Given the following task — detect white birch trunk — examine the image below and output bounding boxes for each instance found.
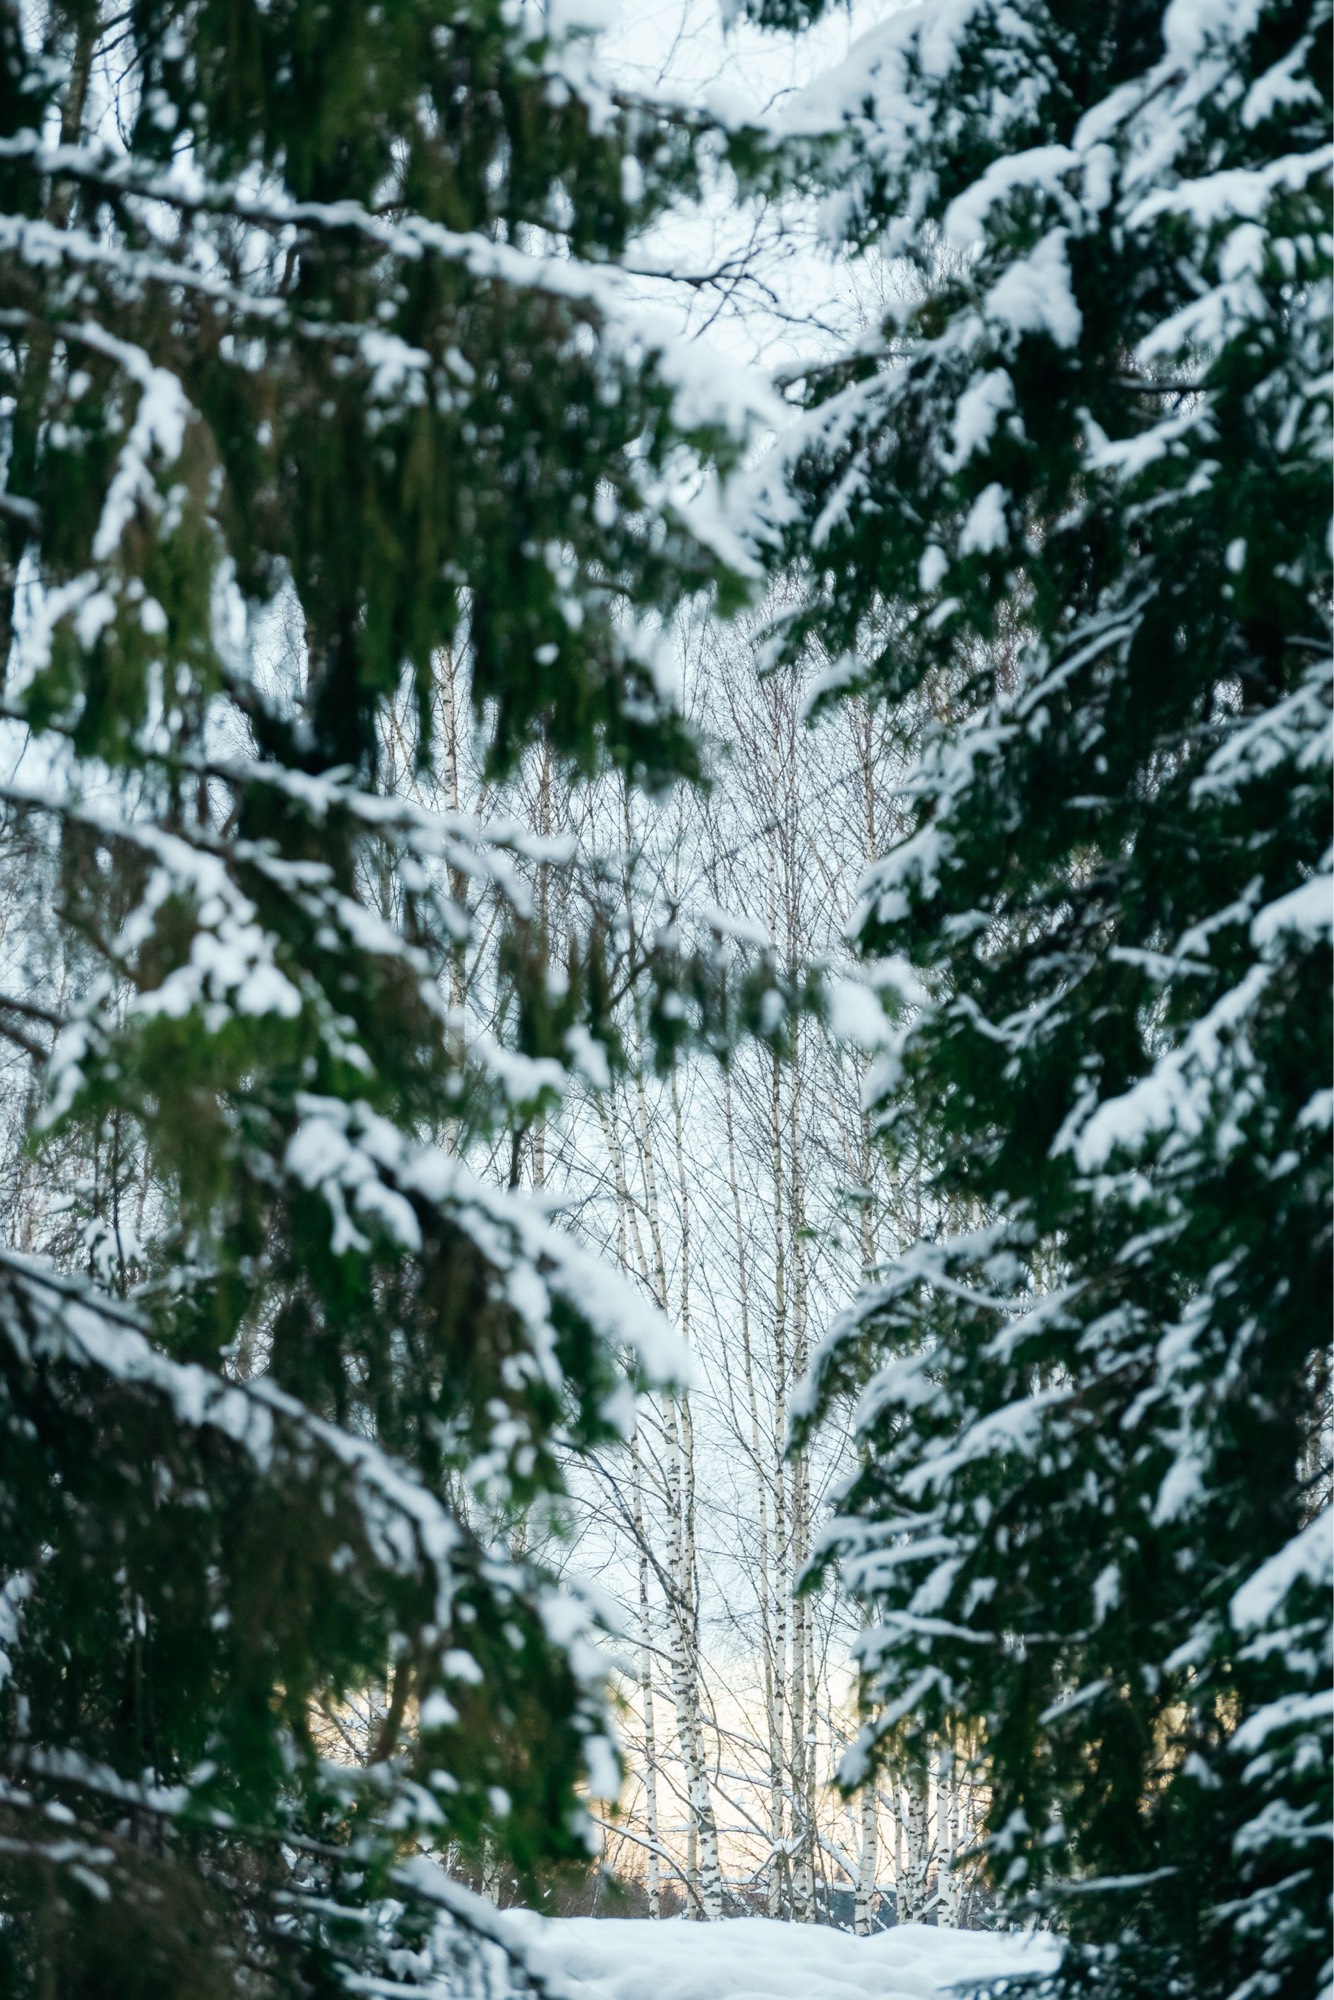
[787,1037,817,1924]
[664,1443,722,1918]
[634,1061,719,1923]
[767,1046,789,1918]
[937,1735,962,1927]
[631,1436,662,1919]
[893,1782,905,1919]
[900,1761,932,1923]
[854,1782,879,1935]
[724,1068,777,1901]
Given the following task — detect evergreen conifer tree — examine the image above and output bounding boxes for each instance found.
[753,0,1332,1992]
[0,3,748,1992]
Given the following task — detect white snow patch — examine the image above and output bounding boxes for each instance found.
[1232,1513,1333,1633]
[828,976,893,1050]
[959,483,1008,555]
[943,369,1015,473]
[982,230,1083,349]
[506,1915,1061,2000]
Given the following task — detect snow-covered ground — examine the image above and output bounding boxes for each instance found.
[507,1916,1061,2000]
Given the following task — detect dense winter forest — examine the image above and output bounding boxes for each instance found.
[0,0,1328,1996]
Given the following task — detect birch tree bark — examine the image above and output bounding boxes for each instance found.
[767,1047,790,1918]
[631,1435,663,1920]
[894,1782,905,1917]
[936,1734,962,1928]
[854,1782,879,1935]
[899,1760,933,1923]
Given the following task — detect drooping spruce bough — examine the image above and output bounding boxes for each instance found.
[0,2,756,1993]
[750,0,1332,1993]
